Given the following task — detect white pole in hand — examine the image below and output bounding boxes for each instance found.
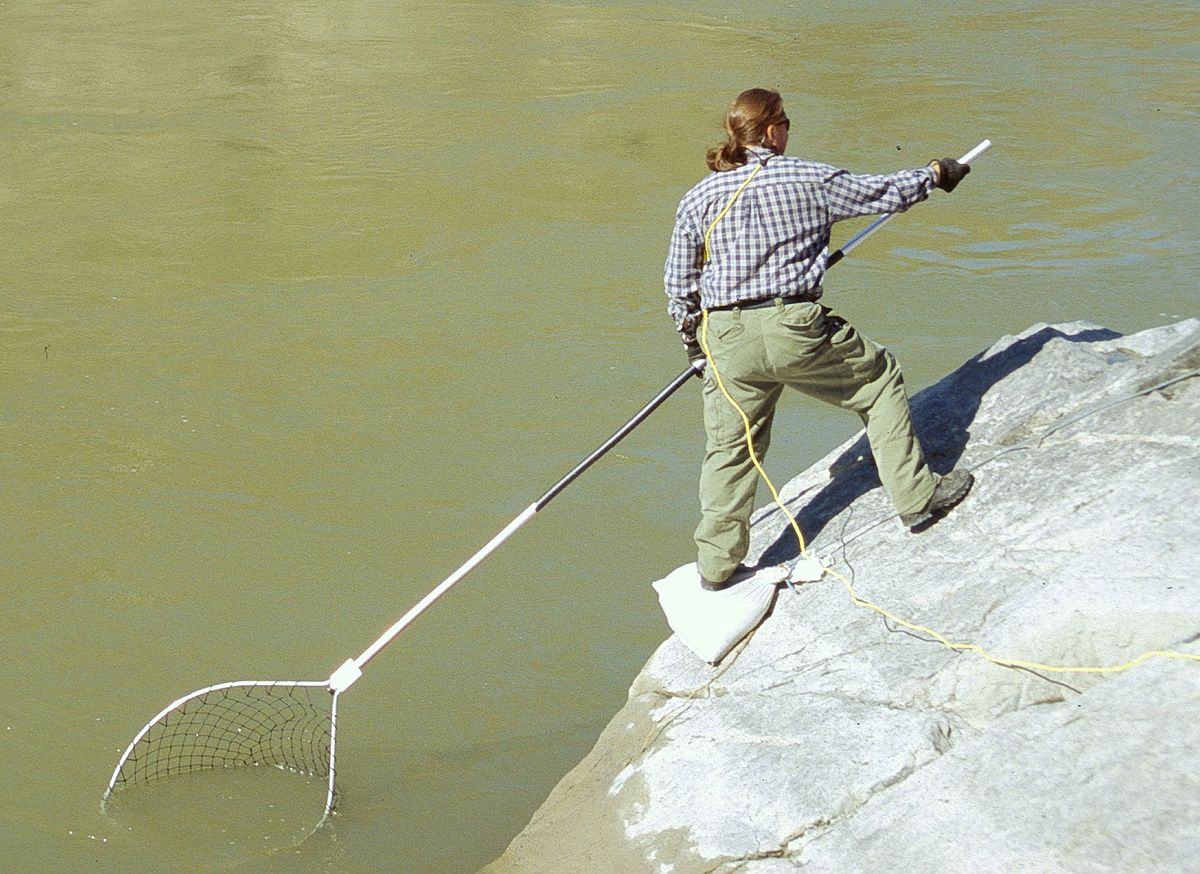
[830,139,992,266]
[958,138,993,165]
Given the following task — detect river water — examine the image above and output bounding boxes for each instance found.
[2,1,1196,871]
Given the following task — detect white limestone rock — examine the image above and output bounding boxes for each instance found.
[488,320,1200,874]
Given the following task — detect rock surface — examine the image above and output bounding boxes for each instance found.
[487,320,1200,874]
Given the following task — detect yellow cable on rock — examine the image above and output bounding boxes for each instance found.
[698,310,1200,675]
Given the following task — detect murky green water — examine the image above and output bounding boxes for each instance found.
[2,1,1196,871]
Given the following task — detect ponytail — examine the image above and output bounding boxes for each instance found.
[706,141,748,172]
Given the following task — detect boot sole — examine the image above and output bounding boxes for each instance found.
[900,472,974,529]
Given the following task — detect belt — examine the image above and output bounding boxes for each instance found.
[707,294,816,313]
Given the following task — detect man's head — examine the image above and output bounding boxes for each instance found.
[727,88,789,152]
[707,88,790,170]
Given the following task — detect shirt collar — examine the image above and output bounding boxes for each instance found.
[745,144,777,164]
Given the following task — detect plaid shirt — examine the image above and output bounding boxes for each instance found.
[664,145,935,341]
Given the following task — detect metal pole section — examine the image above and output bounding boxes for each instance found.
[535,360,704,508]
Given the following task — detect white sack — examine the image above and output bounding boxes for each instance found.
[652,563,786,664]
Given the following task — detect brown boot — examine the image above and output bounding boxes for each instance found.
[700,563,755,592]
[900,470,974,529]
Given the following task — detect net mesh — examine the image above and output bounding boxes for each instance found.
[107,680,334,797]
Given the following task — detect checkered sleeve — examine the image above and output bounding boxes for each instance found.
[663,201,704,341]
[824,165,936,222]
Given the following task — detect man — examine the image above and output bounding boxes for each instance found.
[664,88,974,591]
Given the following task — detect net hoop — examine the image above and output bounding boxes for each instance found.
[103,679,340,819]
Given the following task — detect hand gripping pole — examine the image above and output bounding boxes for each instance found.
[828,139,992,268]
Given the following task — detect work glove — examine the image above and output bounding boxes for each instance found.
[930,157,970,193]
[683,335,707,367]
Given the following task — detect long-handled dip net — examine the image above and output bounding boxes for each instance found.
[102,364,704,821]
[103,139,992,822]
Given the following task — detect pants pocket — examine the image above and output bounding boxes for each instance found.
[777,301,825,337]
[702,369,742,445]
[710,317,744,343]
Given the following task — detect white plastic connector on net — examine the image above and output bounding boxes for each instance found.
[328,659,363,693]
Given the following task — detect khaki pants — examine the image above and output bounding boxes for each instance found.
[696,299,935,583]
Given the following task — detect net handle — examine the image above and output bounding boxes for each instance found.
[329,364,702,691]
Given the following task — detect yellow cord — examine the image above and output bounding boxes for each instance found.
[698,310,1200,675]
[698,308,811,562]
[702,162,762,265]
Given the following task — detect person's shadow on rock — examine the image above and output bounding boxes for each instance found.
[757,325,1121,565]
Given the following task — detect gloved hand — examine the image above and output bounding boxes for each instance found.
[683,335,706,366]
[930,157,970,193]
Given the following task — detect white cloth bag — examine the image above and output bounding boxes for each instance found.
[652,563,785,664]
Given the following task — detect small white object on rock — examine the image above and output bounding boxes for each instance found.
[789,555,826,583]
